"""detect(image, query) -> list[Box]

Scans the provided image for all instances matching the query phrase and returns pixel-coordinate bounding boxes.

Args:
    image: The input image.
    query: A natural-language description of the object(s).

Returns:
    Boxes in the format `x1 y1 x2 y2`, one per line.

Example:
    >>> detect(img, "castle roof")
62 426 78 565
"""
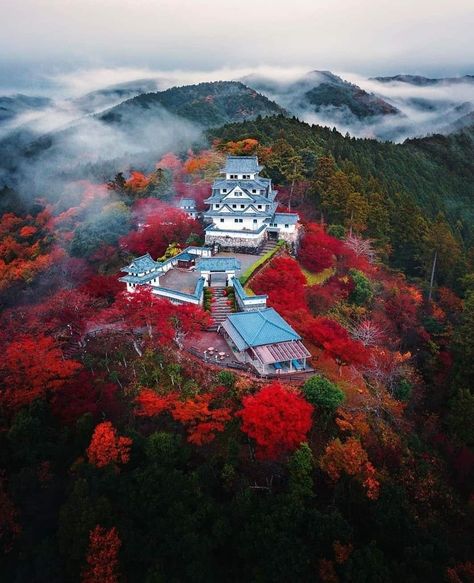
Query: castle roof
221 156 262 174
273 213 299 225
121 253 161 274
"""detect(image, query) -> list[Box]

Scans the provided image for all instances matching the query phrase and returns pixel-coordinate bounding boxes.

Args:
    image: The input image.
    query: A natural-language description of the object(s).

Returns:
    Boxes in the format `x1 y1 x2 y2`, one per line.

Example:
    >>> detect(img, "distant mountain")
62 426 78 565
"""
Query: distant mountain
0 94 52 125
243 70 399 120
71 79 163 114
99 81 285 128
372 74 474 86
0 81 285 194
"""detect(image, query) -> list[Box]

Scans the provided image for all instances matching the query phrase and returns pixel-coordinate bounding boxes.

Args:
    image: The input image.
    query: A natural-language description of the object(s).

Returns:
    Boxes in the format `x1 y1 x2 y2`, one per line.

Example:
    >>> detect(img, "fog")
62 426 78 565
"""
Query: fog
1 64 473 198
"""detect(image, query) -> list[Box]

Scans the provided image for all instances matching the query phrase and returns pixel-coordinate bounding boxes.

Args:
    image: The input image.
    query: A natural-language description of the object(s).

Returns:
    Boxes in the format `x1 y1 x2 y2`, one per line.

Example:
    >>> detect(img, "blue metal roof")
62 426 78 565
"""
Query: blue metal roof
224 308 301 349
273 213 299 225
221 156 262 174
176 252 197 261
197 257 241 271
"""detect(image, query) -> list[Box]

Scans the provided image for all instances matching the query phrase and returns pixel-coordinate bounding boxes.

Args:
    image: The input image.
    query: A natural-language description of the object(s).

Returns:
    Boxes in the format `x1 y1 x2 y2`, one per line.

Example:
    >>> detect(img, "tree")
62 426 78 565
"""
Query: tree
302 375 345 411
120 203 202 259
298 225 343 274
446 389 474 447
82 525 121 583
171 394 232 445
349 269 374 306
238 383 313 460
70 202 131 258
452 292 474 387
0 335 82 411
288 443 314 500
86 422 132 469
320 437 379 499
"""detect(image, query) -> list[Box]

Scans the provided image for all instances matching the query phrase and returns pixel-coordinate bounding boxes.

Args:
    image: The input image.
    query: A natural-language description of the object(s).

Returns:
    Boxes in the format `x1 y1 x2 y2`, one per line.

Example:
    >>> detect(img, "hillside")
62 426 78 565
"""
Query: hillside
99 81 285 128
0 94 52 126
373 74 474 86
208 115 474 234
0 148 473 581
244 70 399 120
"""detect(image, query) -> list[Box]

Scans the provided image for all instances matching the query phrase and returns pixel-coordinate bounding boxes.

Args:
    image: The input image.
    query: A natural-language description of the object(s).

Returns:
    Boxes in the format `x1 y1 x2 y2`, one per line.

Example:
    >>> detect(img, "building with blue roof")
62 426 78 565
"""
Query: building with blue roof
203 155 300 253
221 308 311 375
178 198 199 219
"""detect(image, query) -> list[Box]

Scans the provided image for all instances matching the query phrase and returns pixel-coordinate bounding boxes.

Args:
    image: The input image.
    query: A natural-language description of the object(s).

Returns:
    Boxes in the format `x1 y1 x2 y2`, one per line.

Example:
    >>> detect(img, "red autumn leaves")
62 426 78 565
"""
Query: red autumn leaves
238 383 314 459
135 382 313 460
87 422 132 469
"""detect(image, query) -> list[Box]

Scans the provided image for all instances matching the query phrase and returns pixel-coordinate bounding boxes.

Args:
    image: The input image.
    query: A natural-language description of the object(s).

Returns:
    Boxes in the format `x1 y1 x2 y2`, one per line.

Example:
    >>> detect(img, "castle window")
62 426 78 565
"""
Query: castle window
220 218 224 223
222 189 227 193
252 189 257 193
240 204 245 209
257 205 262 209
215 204 220 208
285 224 289 228
232 204 236 208
253 219 257 223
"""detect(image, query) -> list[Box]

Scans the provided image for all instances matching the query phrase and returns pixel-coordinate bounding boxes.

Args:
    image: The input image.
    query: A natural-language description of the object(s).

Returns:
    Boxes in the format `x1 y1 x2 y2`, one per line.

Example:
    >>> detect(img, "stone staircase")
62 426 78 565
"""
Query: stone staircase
259 239 279 255
208 285 233 331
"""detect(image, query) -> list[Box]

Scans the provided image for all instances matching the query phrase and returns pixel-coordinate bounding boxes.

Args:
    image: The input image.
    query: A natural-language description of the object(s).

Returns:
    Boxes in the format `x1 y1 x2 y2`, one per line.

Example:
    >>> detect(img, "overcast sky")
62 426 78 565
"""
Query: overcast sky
1 0 473 92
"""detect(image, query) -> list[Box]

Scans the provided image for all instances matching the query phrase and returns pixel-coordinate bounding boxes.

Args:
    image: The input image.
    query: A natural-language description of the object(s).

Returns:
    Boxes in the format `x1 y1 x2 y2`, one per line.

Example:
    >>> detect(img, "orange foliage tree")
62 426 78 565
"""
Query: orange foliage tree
82 525 121 583
135 389 231 445
171 394 232 445
86 422 132 469
320 437 380 499
0 335 82 411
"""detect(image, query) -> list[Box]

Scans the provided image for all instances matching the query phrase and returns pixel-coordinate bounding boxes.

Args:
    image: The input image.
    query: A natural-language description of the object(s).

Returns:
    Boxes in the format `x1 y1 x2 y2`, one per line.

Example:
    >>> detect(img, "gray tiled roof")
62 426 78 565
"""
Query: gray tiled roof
221 156 262 174
121 253 161 274
273 212 299 225
179 198 196 208
212 178 271 190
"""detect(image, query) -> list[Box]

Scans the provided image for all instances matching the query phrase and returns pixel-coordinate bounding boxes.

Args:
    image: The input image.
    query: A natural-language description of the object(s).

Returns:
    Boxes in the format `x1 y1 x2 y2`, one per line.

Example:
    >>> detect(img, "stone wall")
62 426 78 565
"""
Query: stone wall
205 233 265 255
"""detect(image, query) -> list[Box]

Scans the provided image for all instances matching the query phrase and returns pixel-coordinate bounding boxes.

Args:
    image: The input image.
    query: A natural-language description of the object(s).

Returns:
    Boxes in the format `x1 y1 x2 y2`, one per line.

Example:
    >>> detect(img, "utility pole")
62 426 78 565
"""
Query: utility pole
428 249 437 301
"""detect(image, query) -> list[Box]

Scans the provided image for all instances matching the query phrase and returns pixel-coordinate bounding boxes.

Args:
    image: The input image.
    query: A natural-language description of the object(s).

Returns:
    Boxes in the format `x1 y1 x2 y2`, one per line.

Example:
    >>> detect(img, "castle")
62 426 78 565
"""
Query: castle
201 156 300 252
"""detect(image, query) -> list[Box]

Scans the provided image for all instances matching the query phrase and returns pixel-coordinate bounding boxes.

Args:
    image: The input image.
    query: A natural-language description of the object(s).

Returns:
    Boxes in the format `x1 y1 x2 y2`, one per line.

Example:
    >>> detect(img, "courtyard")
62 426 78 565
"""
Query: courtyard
158 251 260 293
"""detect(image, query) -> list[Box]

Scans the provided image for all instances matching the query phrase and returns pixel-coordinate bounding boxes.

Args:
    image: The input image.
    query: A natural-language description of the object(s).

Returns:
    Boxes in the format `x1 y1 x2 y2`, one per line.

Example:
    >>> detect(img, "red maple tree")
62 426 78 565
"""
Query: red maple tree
238 383 313 460
86 422 132 469
82 525 121 583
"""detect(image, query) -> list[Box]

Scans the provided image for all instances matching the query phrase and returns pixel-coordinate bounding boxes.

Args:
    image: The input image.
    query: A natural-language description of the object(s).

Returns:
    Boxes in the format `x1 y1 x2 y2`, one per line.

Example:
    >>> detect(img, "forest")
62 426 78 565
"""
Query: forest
0 127 473 582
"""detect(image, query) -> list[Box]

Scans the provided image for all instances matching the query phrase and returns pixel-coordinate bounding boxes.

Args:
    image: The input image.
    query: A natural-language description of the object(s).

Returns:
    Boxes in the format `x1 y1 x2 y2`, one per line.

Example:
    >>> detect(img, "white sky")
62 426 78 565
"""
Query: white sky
1 0 473 85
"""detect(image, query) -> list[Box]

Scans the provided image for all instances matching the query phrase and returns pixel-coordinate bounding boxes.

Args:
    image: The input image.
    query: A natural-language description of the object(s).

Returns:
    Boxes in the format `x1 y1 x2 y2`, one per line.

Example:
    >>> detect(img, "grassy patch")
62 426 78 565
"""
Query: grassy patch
301 266 335 286
239 240 285 285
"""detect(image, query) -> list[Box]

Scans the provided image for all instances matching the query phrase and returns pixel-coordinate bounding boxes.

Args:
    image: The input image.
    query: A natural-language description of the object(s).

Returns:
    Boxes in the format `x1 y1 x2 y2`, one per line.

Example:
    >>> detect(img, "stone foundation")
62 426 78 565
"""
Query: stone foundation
205 234 265 255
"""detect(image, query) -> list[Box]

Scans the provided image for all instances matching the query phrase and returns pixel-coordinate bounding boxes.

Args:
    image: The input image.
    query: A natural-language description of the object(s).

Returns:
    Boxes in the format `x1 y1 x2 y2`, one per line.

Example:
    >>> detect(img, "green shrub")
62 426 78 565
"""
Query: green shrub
327 224 345 239
393 378 412 402
349 269 374 306
301 375 345 411
217 371 236 390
